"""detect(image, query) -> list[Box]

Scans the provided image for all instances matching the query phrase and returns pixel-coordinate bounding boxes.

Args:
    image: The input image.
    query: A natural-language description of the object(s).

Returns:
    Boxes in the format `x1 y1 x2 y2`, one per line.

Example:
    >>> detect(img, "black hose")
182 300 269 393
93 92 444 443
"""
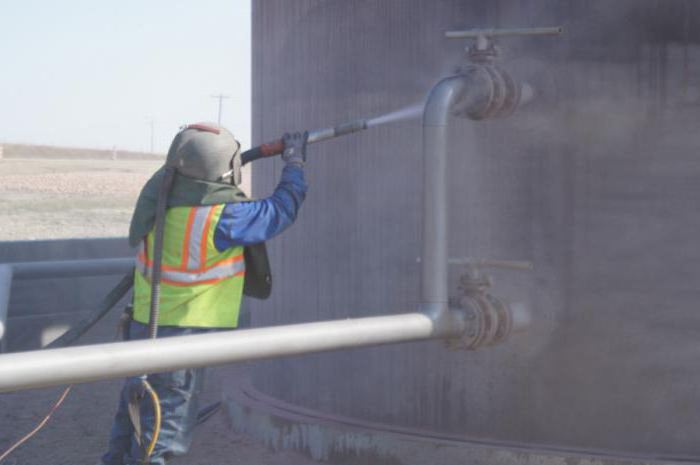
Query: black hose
147 167 176 339
196 401 222 425
45 272 133 349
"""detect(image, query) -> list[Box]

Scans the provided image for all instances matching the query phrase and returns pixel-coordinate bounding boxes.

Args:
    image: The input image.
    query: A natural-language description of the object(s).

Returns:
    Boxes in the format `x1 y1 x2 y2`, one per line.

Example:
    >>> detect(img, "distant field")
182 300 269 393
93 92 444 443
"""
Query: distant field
0 158 161 241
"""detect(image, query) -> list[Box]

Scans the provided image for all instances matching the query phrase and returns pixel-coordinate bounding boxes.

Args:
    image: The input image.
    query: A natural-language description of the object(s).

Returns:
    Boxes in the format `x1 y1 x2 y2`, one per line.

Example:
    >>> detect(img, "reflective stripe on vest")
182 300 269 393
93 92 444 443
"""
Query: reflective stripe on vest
135 205 245 286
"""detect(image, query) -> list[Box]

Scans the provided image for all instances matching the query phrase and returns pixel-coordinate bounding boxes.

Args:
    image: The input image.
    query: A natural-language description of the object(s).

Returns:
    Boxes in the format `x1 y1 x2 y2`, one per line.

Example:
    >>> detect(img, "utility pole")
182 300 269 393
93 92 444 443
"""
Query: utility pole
211 94 230 125
149 118 155 153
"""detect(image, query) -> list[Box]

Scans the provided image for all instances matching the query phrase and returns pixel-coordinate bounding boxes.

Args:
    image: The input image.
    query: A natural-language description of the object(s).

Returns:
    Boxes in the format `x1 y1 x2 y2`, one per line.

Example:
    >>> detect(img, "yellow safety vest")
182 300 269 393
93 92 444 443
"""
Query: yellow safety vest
133 204 245 328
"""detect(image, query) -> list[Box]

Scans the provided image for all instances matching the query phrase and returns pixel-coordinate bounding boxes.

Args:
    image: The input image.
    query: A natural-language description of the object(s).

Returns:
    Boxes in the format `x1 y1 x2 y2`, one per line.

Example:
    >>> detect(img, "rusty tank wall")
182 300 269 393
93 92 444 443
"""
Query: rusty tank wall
246 0 700 458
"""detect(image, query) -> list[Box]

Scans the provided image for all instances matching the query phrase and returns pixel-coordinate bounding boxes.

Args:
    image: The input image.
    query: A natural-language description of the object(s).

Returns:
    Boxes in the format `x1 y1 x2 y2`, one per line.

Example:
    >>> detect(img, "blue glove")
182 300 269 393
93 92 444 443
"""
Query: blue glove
281 132 308 167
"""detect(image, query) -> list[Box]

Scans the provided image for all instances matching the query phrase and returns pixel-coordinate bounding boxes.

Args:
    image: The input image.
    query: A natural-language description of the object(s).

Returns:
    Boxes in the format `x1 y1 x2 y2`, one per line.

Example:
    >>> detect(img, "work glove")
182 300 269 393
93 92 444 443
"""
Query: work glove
281 132 308 167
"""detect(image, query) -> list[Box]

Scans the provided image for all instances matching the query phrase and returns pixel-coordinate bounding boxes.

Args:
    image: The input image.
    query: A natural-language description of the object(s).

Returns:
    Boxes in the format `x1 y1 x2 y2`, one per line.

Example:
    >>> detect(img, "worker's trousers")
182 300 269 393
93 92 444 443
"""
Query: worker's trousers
99 321 214 465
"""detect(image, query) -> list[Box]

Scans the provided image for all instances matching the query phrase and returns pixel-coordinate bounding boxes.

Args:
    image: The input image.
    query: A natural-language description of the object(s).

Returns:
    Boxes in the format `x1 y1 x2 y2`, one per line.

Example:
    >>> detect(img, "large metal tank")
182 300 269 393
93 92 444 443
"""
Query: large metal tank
245 0 700 459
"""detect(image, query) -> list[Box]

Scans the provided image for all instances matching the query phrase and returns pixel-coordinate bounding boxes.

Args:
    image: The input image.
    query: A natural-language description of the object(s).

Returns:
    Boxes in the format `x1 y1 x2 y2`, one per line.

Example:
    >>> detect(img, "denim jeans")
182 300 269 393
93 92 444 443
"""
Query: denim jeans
100 321 214 465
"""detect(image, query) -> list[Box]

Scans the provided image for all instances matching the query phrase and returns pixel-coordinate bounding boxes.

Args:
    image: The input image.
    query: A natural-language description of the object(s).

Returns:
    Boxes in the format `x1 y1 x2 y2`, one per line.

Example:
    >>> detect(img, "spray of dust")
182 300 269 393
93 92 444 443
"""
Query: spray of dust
365 102 424 128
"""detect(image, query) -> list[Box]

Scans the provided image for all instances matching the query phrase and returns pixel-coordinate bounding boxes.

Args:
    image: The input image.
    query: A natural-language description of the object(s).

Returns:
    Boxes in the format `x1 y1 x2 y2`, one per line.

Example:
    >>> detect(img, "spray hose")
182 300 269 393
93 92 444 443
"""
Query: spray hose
130 165 176 463
148 166 175 339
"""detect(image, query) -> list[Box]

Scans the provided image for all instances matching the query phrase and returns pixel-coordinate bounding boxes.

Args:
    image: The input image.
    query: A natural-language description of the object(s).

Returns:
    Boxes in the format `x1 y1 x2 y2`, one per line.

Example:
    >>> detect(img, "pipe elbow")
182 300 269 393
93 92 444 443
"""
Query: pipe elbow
423 68 495 126
423 75 468 127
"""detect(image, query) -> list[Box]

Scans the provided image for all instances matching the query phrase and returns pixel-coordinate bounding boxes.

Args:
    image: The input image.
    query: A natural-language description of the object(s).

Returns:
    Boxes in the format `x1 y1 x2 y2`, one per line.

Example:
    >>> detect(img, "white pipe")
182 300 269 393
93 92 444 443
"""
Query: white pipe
0 311 466 393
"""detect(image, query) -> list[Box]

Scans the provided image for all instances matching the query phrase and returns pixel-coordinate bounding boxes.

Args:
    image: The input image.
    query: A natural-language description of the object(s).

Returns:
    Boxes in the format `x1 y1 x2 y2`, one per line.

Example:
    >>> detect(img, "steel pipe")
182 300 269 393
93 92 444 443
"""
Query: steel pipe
421 73 491 315
0 311 466 393
421 76 465 314
420 67 526 317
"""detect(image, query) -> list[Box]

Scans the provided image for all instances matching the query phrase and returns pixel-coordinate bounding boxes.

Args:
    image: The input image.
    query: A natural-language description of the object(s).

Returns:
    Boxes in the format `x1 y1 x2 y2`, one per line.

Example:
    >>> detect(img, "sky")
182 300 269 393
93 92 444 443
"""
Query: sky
0 0 251 153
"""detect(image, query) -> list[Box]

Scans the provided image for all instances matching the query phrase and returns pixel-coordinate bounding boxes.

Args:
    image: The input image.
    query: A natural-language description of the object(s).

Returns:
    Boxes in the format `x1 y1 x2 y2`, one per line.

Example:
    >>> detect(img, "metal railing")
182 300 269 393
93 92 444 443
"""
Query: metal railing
0 258 134 352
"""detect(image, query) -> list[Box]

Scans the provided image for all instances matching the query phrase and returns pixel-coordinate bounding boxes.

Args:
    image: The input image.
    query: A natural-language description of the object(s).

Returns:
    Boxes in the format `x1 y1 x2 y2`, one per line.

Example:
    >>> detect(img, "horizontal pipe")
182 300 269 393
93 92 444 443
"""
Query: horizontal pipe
0 311 466 393
448 258 533 270
11 258 134 280
445 27 562 39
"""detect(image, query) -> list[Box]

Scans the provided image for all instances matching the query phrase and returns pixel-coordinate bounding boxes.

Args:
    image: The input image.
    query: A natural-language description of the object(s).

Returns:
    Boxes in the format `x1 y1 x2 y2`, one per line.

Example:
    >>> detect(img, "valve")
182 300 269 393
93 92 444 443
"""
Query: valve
447 26 562 120
447 258 532 350
445 27 563 63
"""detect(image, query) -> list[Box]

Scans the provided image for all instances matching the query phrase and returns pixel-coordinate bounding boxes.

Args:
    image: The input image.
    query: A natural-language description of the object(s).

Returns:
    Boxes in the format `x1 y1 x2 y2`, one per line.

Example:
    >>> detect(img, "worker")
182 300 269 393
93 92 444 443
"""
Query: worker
98 123 309 465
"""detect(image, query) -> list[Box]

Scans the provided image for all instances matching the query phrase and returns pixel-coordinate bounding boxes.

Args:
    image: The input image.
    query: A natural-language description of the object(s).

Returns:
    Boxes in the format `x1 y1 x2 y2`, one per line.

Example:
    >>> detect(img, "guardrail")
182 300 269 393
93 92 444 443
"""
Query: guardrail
0 258 134 352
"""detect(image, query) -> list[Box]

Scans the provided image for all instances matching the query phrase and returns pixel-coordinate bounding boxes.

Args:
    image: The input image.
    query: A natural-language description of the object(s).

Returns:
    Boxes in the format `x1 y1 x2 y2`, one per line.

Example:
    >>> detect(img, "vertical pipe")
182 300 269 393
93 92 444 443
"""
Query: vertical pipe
683 0 690 100
420 70 494 318
421 123 450 314
421 76 467 316
0 265 13 353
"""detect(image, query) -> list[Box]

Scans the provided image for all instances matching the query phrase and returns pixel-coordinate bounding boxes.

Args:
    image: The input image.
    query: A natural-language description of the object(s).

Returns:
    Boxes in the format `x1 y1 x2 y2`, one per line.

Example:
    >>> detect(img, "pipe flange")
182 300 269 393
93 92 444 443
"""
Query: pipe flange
481 65 507 119
450 66 494 121
494 66 521 118
445 301 480 351
446 295 491 350
484 294 512 346
446 293 513 351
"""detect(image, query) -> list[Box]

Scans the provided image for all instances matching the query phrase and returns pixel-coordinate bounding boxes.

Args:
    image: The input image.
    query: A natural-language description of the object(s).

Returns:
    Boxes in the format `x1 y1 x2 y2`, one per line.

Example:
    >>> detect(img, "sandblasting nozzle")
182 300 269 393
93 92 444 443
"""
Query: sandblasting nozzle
307 119 369 144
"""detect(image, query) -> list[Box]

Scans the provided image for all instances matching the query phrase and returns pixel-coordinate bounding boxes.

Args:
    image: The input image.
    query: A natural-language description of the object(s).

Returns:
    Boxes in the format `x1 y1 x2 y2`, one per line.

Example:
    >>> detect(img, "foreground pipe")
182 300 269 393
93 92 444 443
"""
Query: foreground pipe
0 311 464 393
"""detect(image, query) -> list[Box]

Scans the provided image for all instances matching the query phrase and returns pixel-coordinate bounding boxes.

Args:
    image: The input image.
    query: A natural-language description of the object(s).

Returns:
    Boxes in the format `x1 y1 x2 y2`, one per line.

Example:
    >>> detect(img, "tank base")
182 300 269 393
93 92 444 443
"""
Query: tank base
225 381 675 465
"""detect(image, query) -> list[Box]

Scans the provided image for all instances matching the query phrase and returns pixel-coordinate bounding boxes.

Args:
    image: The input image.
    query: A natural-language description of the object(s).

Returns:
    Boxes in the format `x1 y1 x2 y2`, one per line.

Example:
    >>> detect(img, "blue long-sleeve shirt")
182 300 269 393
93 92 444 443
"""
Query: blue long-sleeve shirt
213 165 307 251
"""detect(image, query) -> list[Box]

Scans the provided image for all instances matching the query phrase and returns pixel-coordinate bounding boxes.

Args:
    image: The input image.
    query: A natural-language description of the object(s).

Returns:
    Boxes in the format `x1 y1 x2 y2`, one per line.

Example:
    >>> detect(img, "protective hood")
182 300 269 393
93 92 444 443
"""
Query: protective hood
167 122 242 185
128 167 247 247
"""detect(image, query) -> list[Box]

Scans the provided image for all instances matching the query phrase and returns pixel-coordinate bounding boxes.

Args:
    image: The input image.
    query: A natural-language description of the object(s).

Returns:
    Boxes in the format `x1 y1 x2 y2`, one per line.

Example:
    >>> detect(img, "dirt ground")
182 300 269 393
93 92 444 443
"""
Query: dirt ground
0 368 318 465
0 157 317 465
0 158 160 241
